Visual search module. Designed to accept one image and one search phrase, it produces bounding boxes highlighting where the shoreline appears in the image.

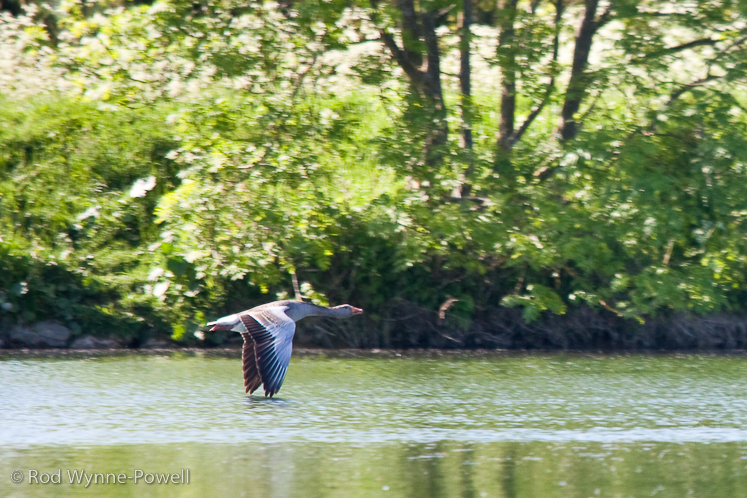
[2,347,747,358]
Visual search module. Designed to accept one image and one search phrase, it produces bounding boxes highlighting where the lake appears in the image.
[1,350,747,497]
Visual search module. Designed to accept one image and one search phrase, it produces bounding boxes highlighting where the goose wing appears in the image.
[238,306,296,397]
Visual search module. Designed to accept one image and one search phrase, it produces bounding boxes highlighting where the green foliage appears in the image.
[0,96,177,339]
[2,0,747,347]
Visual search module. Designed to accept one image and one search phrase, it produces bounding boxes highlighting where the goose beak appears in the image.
[351,307,364,316]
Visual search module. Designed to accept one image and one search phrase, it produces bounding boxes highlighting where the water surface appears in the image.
[1,351,746,497]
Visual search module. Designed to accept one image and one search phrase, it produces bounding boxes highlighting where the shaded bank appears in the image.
[4,306,747,350]
[294,304,747,350]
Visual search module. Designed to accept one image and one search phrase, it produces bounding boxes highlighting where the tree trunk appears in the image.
[558,0,601,142]
[458,1,474,196]
[421,11,448,167]
[0,0,22,16]
[497,0,519,153]
[396,0,424,68]
[370,0,448,169]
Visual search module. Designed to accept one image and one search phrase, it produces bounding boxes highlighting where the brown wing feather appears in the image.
[241,333,262,394]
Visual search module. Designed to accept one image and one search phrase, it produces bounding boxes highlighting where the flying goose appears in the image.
[206,300,363,397]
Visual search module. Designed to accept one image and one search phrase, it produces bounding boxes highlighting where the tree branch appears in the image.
[510,86,553,148]
[369,0,427,89]
[641,37,718,60]
[290,51,319,101]
[507,0,563,148]
[496,0,519,153]
[575,90,601,131]
[595,34,747,181]
[595,3,613,28]
[667,34,747,105]
[667,74,721,105]
[382,30,426,85]
[558,0,606,142]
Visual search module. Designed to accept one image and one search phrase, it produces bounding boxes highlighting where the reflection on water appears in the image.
[1,351,747,497]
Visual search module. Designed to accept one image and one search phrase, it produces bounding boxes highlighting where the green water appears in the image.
[2,351,747,497]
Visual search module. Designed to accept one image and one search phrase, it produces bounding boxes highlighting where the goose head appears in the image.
[332,304,364,317]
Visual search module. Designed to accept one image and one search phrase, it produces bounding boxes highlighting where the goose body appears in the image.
[206,300,363,397]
